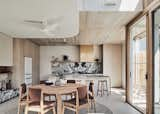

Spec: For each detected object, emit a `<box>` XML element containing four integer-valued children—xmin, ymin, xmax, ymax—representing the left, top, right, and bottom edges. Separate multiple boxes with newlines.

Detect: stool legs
<box><xmin>97</xmin><ymin>81</ymin><xmax>103</xmax><ymax>96</ymax></box>
<box><xmin>103</xmin><ymin>80</ymin><xmax>109</xmax><ymax>96</ymax></box>
<box><xmin>97</xmin><ymin>80</ymin><xmax>109</xmax><ymax>96</ymax></box>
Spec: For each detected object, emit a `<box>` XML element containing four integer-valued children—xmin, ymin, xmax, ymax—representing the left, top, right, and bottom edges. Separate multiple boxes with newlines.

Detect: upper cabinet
<box><xmin>0</xmin><ymin>34</ymin><xmax>13</xmax><ymax>66</ymax></box>
<box><xmin>80</xmin><ymin>45</ymin><xmax>102</xmax><ymax>62</ymax></box>
<box><xmin>80</xmin><ymin>45</ymin><xmax>94</xmax><ymax>62</ymax></box>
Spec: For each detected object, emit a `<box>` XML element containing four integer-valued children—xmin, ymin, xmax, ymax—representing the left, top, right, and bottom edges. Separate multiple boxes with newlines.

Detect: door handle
<box><xmin>130</xmin><ymin>72</ymin><xmax>132</xmax><ymax>77</ymax></box>
<box><xmin>145</xmin><ymin>73</ymin><xmax>148</xmax><ymax>80</ymax></box>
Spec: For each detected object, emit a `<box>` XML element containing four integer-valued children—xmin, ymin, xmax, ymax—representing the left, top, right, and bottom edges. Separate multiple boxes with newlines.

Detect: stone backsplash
<box><xmin>51</xmin><ymin>62</ymin><xmax>102</xmax><ymax>75</ymax></box>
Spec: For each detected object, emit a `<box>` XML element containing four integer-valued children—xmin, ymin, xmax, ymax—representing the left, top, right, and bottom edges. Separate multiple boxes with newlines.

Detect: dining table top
<box><xmin>30</xmin><ymin>83</ymin><xmax>85</xmax><ymax>95</ymax></box>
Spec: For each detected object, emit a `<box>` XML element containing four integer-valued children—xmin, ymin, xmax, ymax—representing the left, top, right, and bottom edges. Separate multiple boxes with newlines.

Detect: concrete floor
<box><xmin>96</xmin><ymin>88</ymin><xmax>142</xmax><ymax>114</ymax></box>
<box><xmin>0</xmin><ymin>88</ymin><xmax>142</xmax><ymax>114</ymax></box>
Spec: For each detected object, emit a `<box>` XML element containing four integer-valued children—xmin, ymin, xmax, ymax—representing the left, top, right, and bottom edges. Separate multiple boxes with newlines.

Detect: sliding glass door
<box><xmin>129</xmin><ymin>16</ymin><xmax>147</xmax><ymax>113</ymax></box>
<box><xmin>153</xmin><ymin>7</ymin><xmax>160</xmax><ymax>114</ymax></box>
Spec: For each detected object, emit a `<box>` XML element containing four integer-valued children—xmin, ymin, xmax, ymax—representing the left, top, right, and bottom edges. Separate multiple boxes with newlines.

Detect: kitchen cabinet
<box><xmin>0</xmin><ymin>34</ymin><xmax>13</xmax><ymax>66</ymax></box>
<box><xmin>80</xmin><ymin>45</ymin><xmax>94</xmax><ymax>62</ymax></box>
<box><xmin>80</xmin><ymin>45</ymin><xmax>102</xmax><ymax>62</ymax></box>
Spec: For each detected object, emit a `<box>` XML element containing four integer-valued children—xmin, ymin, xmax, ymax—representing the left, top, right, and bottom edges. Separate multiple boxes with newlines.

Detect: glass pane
<box><xmin>153</xmin><ymin>8</ymin><xmax>160</xmax><ymax>114</ymax></box>
<box><xmin>129</xmin><ymin>16</ymin><xmax>147</xmax><ymax>113</ymax></box>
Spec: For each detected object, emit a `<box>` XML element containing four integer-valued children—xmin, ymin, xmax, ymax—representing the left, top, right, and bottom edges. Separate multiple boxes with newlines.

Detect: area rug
<box><xmin>65</xmin><ymin>103</ymin><xmax>113</xmax><ymax>114</ymax></box>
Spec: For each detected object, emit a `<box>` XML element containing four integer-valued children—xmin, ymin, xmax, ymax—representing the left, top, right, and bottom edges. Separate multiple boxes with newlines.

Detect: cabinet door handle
<box><xmin>145</xmin><ymin>73</ymin><xmax>148</xmax><ymax>80</ymax></box>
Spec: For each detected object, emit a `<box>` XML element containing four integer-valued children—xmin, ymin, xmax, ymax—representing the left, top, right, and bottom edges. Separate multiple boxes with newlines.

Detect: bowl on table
<box><xmin>45</xmin><ymin>80</ymin><xmax>53</xmax><ymax>86</ymax></box>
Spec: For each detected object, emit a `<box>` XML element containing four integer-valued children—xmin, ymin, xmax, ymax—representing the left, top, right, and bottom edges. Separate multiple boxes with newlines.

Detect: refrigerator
<box><xmin>24</xmin><ymin>57</ymin><xmax>32</xmax><ymax>86</ymax></box>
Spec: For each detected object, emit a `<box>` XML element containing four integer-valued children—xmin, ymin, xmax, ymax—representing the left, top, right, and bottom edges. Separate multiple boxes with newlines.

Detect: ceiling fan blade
<box><xmin>24</xmin><ymin>20</ymin><xmax>43</xmax><ymax>24</ymax></box>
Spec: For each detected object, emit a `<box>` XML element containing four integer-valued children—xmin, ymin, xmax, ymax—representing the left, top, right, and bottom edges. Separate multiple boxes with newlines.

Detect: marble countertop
<box><xmin>48</xmin><ymin>73</ymin><xmax>110</xmax><ymax>81</ymax></box>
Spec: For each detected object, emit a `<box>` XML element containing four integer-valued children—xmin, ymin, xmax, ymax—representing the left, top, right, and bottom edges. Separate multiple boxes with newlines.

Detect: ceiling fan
<box><xmin>24</xmin><ymin>17</ymin><xmax>63</xmax><ymax>35</ymax></box>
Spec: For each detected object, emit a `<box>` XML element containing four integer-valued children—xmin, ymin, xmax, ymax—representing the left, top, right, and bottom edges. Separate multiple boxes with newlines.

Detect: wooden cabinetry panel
<box><xmin>80</xmin><ymin>45</ymin><xmax>102</xmax><ymax>62</ymax></box>
<box><xmin>12</xmin><ymin>39</ymin><xmax>40</xmax><ymax>88</ymax></box>
<box><xmin>0</xmin><ymin>34</ymin><xmax>13</xmax><ymax>66</ymax></box>
<box><xmin>103</xmin><ymin>44</ymin><xmax>122</xmax><ymax>87</ymax></box>
<box><xmin>80</xmin><ymin>45</ymin><xmax>94</xmax><ymax>62</ymax></box>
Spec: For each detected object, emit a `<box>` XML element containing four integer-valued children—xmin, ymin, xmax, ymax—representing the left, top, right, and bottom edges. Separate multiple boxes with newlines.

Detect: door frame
<box><xmin>126</xmin><ymin>14</ymin><xmax>148</xmax><ymax>113</ymax></box>
<box><xmin>150</xmin><ymin>5</ymin><xmax>160</xmax><ymax>114</ymax></box>
<box><xmin>126</xmin><ymin>1</ymin><xmax>160</xmax><ymax>114</ymax></box>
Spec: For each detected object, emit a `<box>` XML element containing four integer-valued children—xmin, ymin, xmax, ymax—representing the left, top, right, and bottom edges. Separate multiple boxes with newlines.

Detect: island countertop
<box><xmin>47</xmin><ymin>73</ymin><xmax>111</xmax><ymax>94</ymax></box>
<box><xmin>48</xmin><ymin>73</ymin><xmax>110</xmax><ymax>81</ymax></box>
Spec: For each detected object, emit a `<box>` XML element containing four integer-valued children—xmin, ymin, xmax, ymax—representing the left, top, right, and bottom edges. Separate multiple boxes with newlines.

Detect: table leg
<box><xmin>56</xmin><ymin>95</ymin><xmax>62</xmax><ymax>114</ymax></box>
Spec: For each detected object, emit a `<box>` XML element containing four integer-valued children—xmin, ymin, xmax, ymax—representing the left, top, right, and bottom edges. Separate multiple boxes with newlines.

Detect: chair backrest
<box><xmin>40</xmin><ymin>80</ymin><xmax>47</xmax><ymax>84</ymax></box>
<box><xmin>89</xmin><ymin>82</ymin><xmax>94</xmax><ymax>93</ymax></box>
<box><xmin>21</xmin><ymin>83</ymin><xmax>27</xmax><ymax>94</ymax></box>
<box><xmin>88</xmin><ymin>82</ymin><xmax>95</xmax><ymax>99</ymax></box>
<box><xmin>19</xmin><ymin>83</ymin><xmax>27</xmax><ymax>101</ymax></box>
<box><xmin>77</xmin><ymin>86</ymin><xmax>88</xmax><ymax>100</ymax></box>
<box><xmin>28</xmin><ymin>88</ymin><xmax>41</xmax><ymax>102</ymax></box>
<box><xmin>67</xmin><ymin>80</ymin><xmax>76</xmax><ymax>84</ymax></box>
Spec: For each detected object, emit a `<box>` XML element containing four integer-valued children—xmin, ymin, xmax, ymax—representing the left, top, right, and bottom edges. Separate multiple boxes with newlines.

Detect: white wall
<box><xmin>122</xmin><ymin>42</ymin><xmax>126</xmax><ymax>89</ymax></box>
<box><xmin>40</xmin><ymin>45</ymin><xmax>80</xmax><ymax>80</ymax></box>
<box><xmin>103</xmin><ymin>44</ymin><xmax>122</xmax><ymax>87</ymax></box>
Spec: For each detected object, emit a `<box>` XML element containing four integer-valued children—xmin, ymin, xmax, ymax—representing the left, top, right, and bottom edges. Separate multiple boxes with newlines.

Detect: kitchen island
<box><xmin>48</xmin><ymin>74</ymin><xmax>111</xmax><ymax>94</ymax></box>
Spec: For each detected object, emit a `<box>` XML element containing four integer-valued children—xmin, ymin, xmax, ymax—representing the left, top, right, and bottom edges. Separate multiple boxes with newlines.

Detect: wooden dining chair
<box><xmin>62</xmin><ymin>86</ymin><xmax>90</xmax><ymax>114</ymax></box>
<box><xmin>18</xmin><ymin>83</ymin><xmax>27</xmax><ymax>114</ymax></box>
<box><xmin>67</xmin><ymin>80</ymin><xmax>76</xmax><ymax>84</ymax></box>
<box><xmin>66</xmin><ymin>80</ymin><xmax>76</xmax><ymax>99</ymax></box>
<box><xmin>25</xmin><ymin>87</ymin><xmax>56</xmax><ymax>114</ymax></box>
<box><xmin>88</xmin><ymin>81</ymin><xmax>96</xmax><ymax>112</ymax></box>
<box><xmin>40</xmin><ymin>80</ymin><xmax>47</xmax><ymax>84</ymax></box>
<box><xmin>40</xmin><ymin>80</ymin><xmax>56</xmax><ymax>101</ymax></box>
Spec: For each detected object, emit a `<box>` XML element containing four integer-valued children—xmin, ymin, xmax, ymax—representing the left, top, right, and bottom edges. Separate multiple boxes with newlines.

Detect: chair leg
<box><xmin>76</xmin><ymin>109</ymin><xmax>78</xmax><ymax>114</ymax></box>
<box><xmin>53</xmin><ymin>108</ymin><xmax>56</xmax><ymax>114</ymax></box>
<box><xmin>91</xmin><ymin>101</ymin><xmax>93</xmax><ymax>109</ymax></box>
<box><xmin>62</xmin><ymin>105</ymin><xmax>65</xmax><ymax>114</ymax></box>
<box><xmin>87</xmin><ymin>105</ymin><xmax>90</xmax><ymax>113</ymax></box>
<box><xmin>17</xmin><ymin>105</ymin><xmax>20</xmax><ymax>114</ymax></box>
<box><xmin>24</xmin><ymin>106</ymin><xmax>28</xmax><ymax>114</ymax></box>
<box><xmin>93</xmin><ymin>102</ymin><xmax>96</xmax><ymax>112</ymax></box>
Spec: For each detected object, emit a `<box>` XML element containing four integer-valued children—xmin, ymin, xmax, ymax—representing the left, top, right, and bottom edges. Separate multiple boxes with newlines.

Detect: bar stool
<box><xmin>102</xmin><ymin>80</ymin><xmax>109</xmax><ymax>96</ymax></box>
<box><xmin>97</xmin><ymin>80</ymin><xmax>109</xmax><ymax>96</ymax></box>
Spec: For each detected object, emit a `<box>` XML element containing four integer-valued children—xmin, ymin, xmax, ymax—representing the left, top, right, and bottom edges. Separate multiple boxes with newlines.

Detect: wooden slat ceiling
<box><xmin>29</xmin><ymin>37</ymin><xmax>79</xmax><ymax>46</ymax></box>
<box><xmin>29</xmin><ymin>12</ymin><xmax>139</xmax><ymax>45</ymax></box>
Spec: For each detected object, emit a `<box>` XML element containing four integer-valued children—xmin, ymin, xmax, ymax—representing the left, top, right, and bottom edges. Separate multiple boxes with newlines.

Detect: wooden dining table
<box><xmin>30</xmin><ymin>83</ymin><xmax>85</xmax><ymax>114</ymax></box>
